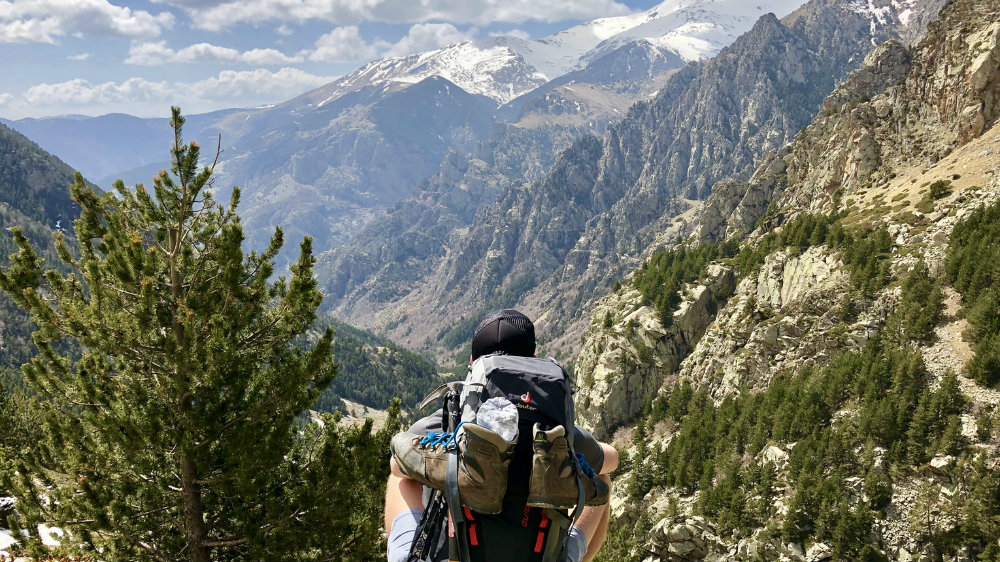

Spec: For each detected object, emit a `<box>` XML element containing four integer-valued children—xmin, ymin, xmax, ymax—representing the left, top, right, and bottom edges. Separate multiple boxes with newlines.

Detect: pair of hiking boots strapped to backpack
<box><xmin>390</xmin><ymin>418</ymin><xmax>609</xmax><ymax>514</ymax></box>
<box><xmin>390</xmin><ymin>353</ymin><xmax>610</xmax><ymax>513</ymax></box>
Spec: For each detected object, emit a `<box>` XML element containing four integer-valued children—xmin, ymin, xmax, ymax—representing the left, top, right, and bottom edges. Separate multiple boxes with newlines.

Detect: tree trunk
<box><xmin>180</xmin><ymin>455</ymin><xmax>209</xmax><ymax>562</ymax></box>
<box><xmin>169</xmin><ymin>224</ymin><xmax>207</xmax><ymax>562</ymax></box>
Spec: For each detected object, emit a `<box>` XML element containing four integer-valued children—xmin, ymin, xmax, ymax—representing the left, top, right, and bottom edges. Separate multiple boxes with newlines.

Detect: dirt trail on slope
<box><xmin>920</xmin><ymin>287</ymin><xmax>1000</xmax><ymax>407</ymax></box>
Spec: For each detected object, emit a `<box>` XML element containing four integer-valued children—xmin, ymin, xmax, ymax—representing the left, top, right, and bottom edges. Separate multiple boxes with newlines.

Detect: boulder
<box><xmin>806</xmin><ymin>542</ymin><xmax>832</xmax><ymax>561</ymax></box>
<box><xmin>928</xmin><ymin>455</ymin><xmax>955</xmax><ymax>477</ymax></box>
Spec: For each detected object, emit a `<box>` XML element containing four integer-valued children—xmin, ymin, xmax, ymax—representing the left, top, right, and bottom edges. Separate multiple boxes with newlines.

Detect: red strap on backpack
<box><xmin>533</xmin><ymin>512</ymin><xmax>550</xmax><ymax>553</ymax></box>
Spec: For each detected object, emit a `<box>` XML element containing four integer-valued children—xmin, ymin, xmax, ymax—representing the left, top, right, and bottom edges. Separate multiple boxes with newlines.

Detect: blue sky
<box><xmin>0</xmin><ymin>0</ymin><xmax>659</xmax><ymax>120</ymax></box>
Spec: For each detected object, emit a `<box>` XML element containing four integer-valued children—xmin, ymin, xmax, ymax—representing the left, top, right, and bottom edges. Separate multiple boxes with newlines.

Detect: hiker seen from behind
<box><xmin>384</xmin><ymin>309</ymin><xmax>619</xmax><ymax>562</ymax></box>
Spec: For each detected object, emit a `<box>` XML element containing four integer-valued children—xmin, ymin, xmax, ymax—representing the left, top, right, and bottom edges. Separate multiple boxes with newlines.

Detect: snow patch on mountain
<box><xmin>849</xmin><ymin>0</ymin><xmax>918</xmax><ymax>43</ymax></box>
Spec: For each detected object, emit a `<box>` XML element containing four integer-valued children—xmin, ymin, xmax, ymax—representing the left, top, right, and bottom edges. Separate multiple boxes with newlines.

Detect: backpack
<box><xmin>410</xmin><ymin>354</ymin><xmax>586</xmax><ymax>562</ymax></box>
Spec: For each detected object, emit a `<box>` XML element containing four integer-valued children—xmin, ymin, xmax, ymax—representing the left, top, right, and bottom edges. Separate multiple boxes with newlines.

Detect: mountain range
<box><xmin>3</xmin><ymin>0</ymin><xmax>1000</xmax><ymax>558</ymax></box>
<box><xmin>319</xmin><ymin>0</ymin><xmax>940</xmax><ymax>365</ymax></box>
<box><xmin>2</xmin><ymin>0</ymin><xmax>808</xmax><ymax>268</ymax></box>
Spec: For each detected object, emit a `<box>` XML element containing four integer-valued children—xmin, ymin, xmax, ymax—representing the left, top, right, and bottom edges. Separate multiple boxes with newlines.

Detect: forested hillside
<box><xmin>577</xmin><ymin>0</ymin><xmax>1000</xmax><ymax>559</ymax></box>
<box><xmin>0</xmin><ymin>124</ymin><xmax>85</xmax><ymax>372</ymax></box>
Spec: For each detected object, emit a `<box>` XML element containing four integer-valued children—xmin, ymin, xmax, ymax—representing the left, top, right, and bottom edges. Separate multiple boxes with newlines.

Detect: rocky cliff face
<box><xmin>575</xmin><ymin>264</ymin><xmax>735</xmax><ymax>439</ymax></box>
<box><xmin>700</xmin><ymin>0</ymin><xmax>1000</xmax><ymax>242</ymax></box>
<box><xmin>580</xmin><ymin>1</ymin><xmax>1000</xmax><ymax>560</ymax></box>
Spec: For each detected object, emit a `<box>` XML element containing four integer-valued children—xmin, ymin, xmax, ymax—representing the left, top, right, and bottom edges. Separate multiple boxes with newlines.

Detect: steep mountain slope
<box><xmin>0</xmin><ymin>124</ymin><xmax>84</xmax><ymax>368</ymax></box>
<box><xmin>574</xmin><ymin>0</ymin><xmax>1000</xmax><ymax>558</ymax></box>
<box><xmin>324</xmin><ymin>0</ymin><xmax>926</xmax><ymax>364</ymax></box>
<box><xmin>316</xmin><ymin>38</ymin><xmax>687</xmax><ymax>308</ymax></box>
<box><xmin>212</xmin><ymin>75</ymin><xmax>498</xmax><ymax>254</ymax></box>
<box><xmin>0</xmin><ymin>122</ymin><xmax>89</xmax><ymax>229</ymax></box>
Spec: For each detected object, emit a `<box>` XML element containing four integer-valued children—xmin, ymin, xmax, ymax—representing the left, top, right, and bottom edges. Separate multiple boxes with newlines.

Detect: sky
<box><xmin>0</xmin><ymin>0</ymin><xmax>660</xmax><ymax>120</ymax></box>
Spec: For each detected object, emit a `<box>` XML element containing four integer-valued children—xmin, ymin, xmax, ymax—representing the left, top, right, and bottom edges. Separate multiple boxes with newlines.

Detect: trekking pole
<box><xmin>444</xmin><ymin>388</ymin><xmax>470</xmax><ymax>562</ymax></box>
<box><xmin>408</xmin><ymin>489</ymin><xmax>447</xmax><ymax>562</ymax></box>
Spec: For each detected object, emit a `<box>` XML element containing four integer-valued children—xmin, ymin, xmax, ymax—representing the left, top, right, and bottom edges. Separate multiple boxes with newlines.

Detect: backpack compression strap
<box><xmin>444</xmin><ymin>388</ymin><xmax>471</xmax><ymax>562</ymax></box>
<box><xmin>556</xmin><ymin>358</ymin><xmax>587</xmax><ymax>556</ymax></box>
<box><xmin>446</xmin><ymin>448</ymin><xmax>471</xmax><ymax>562</ymax></box>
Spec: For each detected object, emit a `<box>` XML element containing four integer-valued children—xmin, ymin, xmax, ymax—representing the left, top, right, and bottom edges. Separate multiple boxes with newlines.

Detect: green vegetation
<box><xmin>0</xmin><ymin>375</ymin><xmax>41</xmax><ymax>456</ymax></box>
<box><xmin>886</xmin><ymin>263</ymin><xmax>944</xmax><ymax>343</ymax></box>
<box><xmin>437</xmin><ymin>312</ymin><xmax>487</xmax><ymax>350</ymax></box>
<box><xmin>946</xmin><ymin>200</ymin><xmax>1000</xmax><ymax>385</ymax></box>
<box><xmin>632</xmin><ymin>242</ymin><xmax>738</xmax><ymax>327</ymax></box>
<box><xmin>733</xmin><ymin>212</ymin><xmax>894</xmax><ymax>295</ymax></box>
<box><xmin>929</xmin><ymin>179</ymin><xmax>953</xmax><ymax>200</ymax></box>
<box><xmin>612</xmin><ymin>337</ymin><xmax>980</xmax><ymax>560</ymax></box>
<box><xmin>0</xmin><ymin>109</ymin><xmax>397</xmax><ymax>561</ymax></box>
<box><xmin>314</xmin><ymin>315</ymin><xmax>440</xmax><ymax>412</ymax></box>
<box><xmin>915</xmin><ymin>180</ymin><xmax>952</xmax><ymax>213</ymax></box>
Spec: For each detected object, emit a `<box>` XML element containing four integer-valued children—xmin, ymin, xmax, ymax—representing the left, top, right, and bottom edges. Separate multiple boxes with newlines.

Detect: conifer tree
<box><xmin>0</xmin><ymin>108</ymin><xmax>389</xmax><ymax>561</ymax></box>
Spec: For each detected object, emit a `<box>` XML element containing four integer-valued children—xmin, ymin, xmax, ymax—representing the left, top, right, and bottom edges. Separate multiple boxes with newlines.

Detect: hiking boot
<box><xmin>527</xmin><ymin>424</ymin><xmax>610</xmax><ymax>508</ymax></box>
<box><xmin>390</xmin><ymin>423</ymin><xmax>515</xmax><ymax>514</ymax></box>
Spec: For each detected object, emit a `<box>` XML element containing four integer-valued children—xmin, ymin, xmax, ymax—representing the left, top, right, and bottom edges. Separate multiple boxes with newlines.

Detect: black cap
<box><xmin>471</xmin><ymin>309</ymin><xmax>535</xmax><ymax>360</ymax></box>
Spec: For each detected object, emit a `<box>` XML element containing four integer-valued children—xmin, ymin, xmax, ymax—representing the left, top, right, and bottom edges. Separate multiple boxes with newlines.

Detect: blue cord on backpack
<box><xmin>419</xmin><ymin>431</ymin><xmax>450</xmax><ymax>448</ymax></box>
<box><xmin>418</xmin><ymin>422</ymin><xmax>466</xmax><ymax>449</ymax></box>
<box><xmin>445</xmin><ymin>422</ymin><xmax>466</xmax><ymax>448</ymax></box>
<box><xmin>577</xmin><ymin>453</ymin><xmax>596</xmax><ymax>478</ymax></box>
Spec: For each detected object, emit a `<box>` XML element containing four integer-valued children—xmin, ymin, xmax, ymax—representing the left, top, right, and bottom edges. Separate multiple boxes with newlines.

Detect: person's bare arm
<box><xmin>384</xmin><ymin>457</ymin><xmax>425</xmax><ymax>533</ymax></box>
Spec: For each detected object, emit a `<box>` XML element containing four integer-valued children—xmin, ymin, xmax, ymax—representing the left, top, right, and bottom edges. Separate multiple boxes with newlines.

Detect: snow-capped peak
<box><xmin>318</xmin><ymin>0</ymin><xmax>811</xmax><ymax>106</ymax></box>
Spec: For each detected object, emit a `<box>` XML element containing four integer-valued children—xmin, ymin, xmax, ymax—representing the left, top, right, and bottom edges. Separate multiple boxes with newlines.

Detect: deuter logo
<box><xmin>513</xmin><ymin>391</ymin><xmax>537</xmax><ymax>412</ymax></box>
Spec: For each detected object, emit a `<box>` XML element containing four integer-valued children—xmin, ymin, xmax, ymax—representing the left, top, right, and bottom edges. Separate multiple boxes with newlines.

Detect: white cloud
<box><xmin>126</xmin><ymin>41</ymin><xmax>302</xmax><ymax>65</ymax></box>
<box><xmin>242</xmin><ymin>47</ymin><xmax>302</xmax><ymax>65</ymax></box>
<box><xmin>490</xmin><ymin>29</ymin><xmax>531</xmax><ymax>40</ymax></box>
<box><xmin>304</xmin><ymin>22</ymin><xmax>473</xmax><ymax>63</ymax></box>
<box><xmin>155</xmin><ymin>0</ymin><xmax>630</xmax><ymax>31</ymax></box>
<box><xmin>306</xmin><ymin>26</ymin><xmax>379</xmax><ymax>62</ymax></box>
<box><xmin>276</xmin><ymin>24</ymin><xmax>294</xmax><ymax>36</ymax></box>
<box><xmin>196</xmin><ymin>67</ymin><xmax>330</xmax><ymax>99</ymax></box>
<box><xmin>0</xmin><ymin>0</ymin><xmax>174</xmax><ymax>43</ymax></box>
<box><xmin>18</xmin><ymin>68</ymin><xmax>332</xmax><ymax>116</ymax></box>
<box><xmin>0</xmin><ymin>93</ymin><xmax>12</xmax><ymax>106</ymax></box>
<box><xmin>23</xmin><ymin>77</ymin><xmax>172</xmax><ymax>106</ymax></box>
<box><xmin>383</xmin><ymin>23</ymin><xmax>472</xmax><ymax>57</ymax></box>
<box><xmin>68</xmin><ymin>52</ymin><xmax>91</xmax><ymax>60</ymax></box>
<box><xmin>303</xmin><ymin>22</ymin><xmax>472</xmax><ymax>63</ymax></box>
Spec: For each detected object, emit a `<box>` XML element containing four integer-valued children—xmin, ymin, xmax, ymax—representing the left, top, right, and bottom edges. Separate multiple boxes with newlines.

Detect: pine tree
<box><xmin>0</xmin><ymin>108</ymin><xmax>387</xmax><ymax>561</ymax></box>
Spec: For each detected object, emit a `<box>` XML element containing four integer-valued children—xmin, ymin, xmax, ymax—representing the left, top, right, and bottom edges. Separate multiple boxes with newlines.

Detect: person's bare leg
<box><xmin>573</xmin><ymin>474</ymin><xmax>612</xmax><ymax>562</ymax></box>
<box><xmin>384</xmin><ymin>458</ymin><xmax>425</xmax><ymax>533</ymax></box>
<box><xmin>575</xmin><ymin>443</ymin><xmax>619</xmax><ymax>561</ymax></box>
